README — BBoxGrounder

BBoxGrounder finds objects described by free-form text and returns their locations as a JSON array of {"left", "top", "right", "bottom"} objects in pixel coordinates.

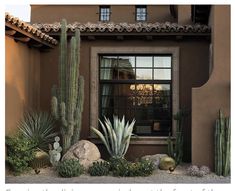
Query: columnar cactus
[
  {"left": 51, "top": 19, "right": 84, "bottom": 153},
  {"left": 167, "top": 109, "right": 187, "bottom": 165},
  {"left": 49, "top": 136, "right": 62, "bottom": 166},
  {"left": 214, "top": 110, "right": 230, "bottom": 176}
]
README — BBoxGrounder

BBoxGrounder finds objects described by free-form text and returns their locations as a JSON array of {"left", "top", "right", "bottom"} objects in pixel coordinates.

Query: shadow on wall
[{"left": 5, "top": 82, "right": 25, "bottom": 136}]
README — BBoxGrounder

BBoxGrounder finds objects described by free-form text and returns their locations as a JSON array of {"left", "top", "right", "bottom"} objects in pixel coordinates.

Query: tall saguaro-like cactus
[
  {"left": 51, "top": 19, "right": 84, "bottom": 154},
  {"left": 214, "top": 110, "right": 230, "bottom": 176}
]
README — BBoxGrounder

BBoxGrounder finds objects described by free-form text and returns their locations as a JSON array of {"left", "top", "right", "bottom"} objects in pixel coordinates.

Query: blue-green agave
[{"left": 92, "top": 116, "right": 135, "bottom": 159}]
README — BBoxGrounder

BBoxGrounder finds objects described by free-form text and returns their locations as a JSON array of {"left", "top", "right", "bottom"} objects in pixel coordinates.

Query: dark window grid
[
  {"left": 100, "top": 7, "right": 110, "bottom": 21},
  {"left": 136, "top": 7, "right": 147, "bottom": 21},
  {"left": 99, "top": 55, "right": 173, "bottom": 136}
]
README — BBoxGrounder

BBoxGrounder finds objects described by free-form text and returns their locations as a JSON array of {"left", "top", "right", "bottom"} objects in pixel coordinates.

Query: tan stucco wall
[
  {"left": 5, "top": 36, "right": 41, "bottom": 135},
  {"left": 191, "top": 5, "right": 230, "bottom": 169},
  {"left": 31, "top": 5, "right": 176, "bottom": 23}
]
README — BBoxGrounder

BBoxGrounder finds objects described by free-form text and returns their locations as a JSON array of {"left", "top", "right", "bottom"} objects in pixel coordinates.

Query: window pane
[
  {"left": 136, "top": 56, "right": 152, "bottom": 67},
  {"left": 100, "top": 69, "right": 118, "bottom": 79},
  {"left": 100, "top": 84, "right": 113, "bottom": 95},
  {"left": 154, "top": 56, "right": 171, "bottom": 68},
  {"left": 154, "top": 69, "right": 171, "bottom": 80},
  {"left": 136, "top": 69, "right": 152, "bottom": 79},
  {"left": 101, "top": 96, "right": 113, "bottom": 108},
  {"left": 100, "top": 56, "right": 118, "bottom": 67}
]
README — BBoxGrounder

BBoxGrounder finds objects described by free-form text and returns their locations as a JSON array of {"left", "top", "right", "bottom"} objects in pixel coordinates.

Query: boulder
[
  {"left": 159, "top": 156, "right": 176, "bottom": 170},
  {"left": 141, "top": 154, "right": 168, "bottom": 168},
  {"left": 62, "top": 140, "right": 101, "bottom": 169}
]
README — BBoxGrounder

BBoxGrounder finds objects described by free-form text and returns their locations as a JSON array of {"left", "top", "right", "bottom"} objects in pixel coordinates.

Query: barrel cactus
[
  {"left": 187, "top": 165, "right": 199, "bottom": 176},
  {"left": 30, "top": 149, "right": 50, "bottom": 174},
  {"left": 159, "top": 156, "right": 176, "bottom": 170},
  {"left": 88, "top": 161, "right": 110, "bottom": 176}
]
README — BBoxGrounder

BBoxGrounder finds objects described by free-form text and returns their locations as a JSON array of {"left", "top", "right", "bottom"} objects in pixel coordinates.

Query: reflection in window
[{"left": 99, "top": 55, "right": 172, "bottom": 136}]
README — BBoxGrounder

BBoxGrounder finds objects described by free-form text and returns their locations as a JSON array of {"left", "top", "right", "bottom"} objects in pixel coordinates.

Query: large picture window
[{"left": 99, "top": 55, "right": 172, "bottom": 136}]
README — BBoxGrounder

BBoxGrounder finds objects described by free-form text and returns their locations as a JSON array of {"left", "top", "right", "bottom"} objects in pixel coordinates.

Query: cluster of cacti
[
  {"left": 187, "top": 165, "right": 210, "bottom": 177},
  {"left": 167, "top": 109, "right": 187, "bottom": 165},
  {"left": 109, "top": 158, "right": 155, "bottom": 177},
  {"left": 88, "top": 161, "right": 110, "bottom": 176},
  {"left": 49, "top": 136, "right": 62, "bottom": 167},
  {"left": 30, "top": 149, "right": 50, "bottom": 174},
  {"left": 51, "top": 19, "right": 84, "bottom": 153},
  {"left": 92, "top": 116, "right": 135, "bottom": 159},
  {"left": 214, "top": 110, "right": 230, "bottom": 176},
  {"left": 57, "top": 159, "right": 84, "bottom": 178}
]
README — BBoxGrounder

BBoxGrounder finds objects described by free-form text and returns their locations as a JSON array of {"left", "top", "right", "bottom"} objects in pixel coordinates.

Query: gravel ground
[{"left": 6, "top": 164, "right": 230, "bottom": 184}]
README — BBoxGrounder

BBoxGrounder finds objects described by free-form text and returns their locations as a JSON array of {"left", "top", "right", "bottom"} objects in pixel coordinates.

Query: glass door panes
[{"left": 99, "top": 55, "right": 172, "bottom": 136}]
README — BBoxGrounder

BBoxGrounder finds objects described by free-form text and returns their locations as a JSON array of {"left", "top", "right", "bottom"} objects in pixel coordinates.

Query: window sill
[{"left": 88, "top": 136, "right": 175, "bottom": 145}]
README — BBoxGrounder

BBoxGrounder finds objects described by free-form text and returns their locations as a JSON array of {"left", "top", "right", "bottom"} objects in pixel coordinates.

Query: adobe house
[{"left": 5, "top": 5, "right": 230, "bottom": 169}]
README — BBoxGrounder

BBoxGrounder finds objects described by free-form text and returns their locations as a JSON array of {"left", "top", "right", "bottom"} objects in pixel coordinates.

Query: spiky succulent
[
  {"left": 187, "top": 165, "right": 199, "bottom": 176},
  {"left": 200, "top": 165, "right": 210, "bottom": 175},
  {"left": 88, "top": 161, "right": 110, "bottom": 176},
  {"left": 18, "top": 111, "right": 57, "bottom": 152},
  {"left": 57, "top": 159, "right": 84, "bottom": 178},
  {"left": 91, "top": 116, "right": 135, "bottom": 159}
]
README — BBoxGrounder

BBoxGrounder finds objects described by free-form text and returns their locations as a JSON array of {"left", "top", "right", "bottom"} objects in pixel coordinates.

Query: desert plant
[
  {"left": 92, "top": 116, "right": 135, "bottom": 159},
  {"left": 49, "top": 136, "right": 62, "bottom": 167},
  {"left": 129, "top": 159, "right": 155, "bottom": 177},
  {"left": 30, "top": 149, "right": 50, "bottom": 174},
  {"left": 18, "top": 111, "right": 57, "bottom": 152},
  {"left": 88, "top": 161, "right": 110, "bottom": 176},
  {"left": 51, "top": 19, "right": 84, "bottom": 153},
  {"left": 110, "top": 158, "right": 154, "bottom": 177},
  {"left": 110, "top": 158, "right": 130, "bottom": 177},
  {"left": 6, "top": 135, "right": 37, "bottom": 175},
  {"left": 167, "top": 109, "right": 188, "bottom": 165},
  {"left": 214, "top": 110, "right": 230, "bottom": 176},
  {"left": 57, "top": 159, "right": 84, "bottom": 177},
  {"left": 187, "top": 165, "right": 210, "bottom": 177}
]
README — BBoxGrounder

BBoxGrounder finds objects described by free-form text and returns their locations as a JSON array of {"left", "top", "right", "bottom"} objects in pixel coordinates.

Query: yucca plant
[
  {"left": 18, "top": 111, "right": 58, "bottom": 152},
  {"left": 91, "top": 116, "right": 135, "bottom": 159}
]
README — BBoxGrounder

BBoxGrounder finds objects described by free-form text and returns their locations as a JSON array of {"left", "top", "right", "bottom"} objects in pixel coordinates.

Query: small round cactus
[
  {"left": 199, "top": 165, "right": 210, "bottom": 175},
  {"left": 197, "top": 170, "right": 205, "bottom": 177},
  {"left": 187, "top": 165, "right": 199, "bottom": 176}
]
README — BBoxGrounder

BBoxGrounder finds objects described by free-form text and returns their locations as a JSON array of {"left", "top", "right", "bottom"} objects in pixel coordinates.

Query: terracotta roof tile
[
  {"left": 5, "top": 12, "right": 58, "bottom": 45},
  {"left": 33, "top": 21, "right": 211, "bottom": 34}
]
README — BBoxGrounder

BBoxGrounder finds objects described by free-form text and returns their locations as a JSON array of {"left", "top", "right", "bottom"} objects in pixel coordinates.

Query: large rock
[
  {"left": 159, "top": 156, "right": 176, "bottom": 170},
  {"left": 62, "top": 140, "right": 101, "bottom": 169},
  {"left": 141, "top": 154, "right": 168, "bottom": 168}
]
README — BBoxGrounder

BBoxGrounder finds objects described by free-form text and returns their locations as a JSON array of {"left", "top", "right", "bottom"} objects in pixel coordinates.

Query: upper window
[
  {"left": 136, "top": 5, "right": 147, "bottom": 21},
  {"left": 99, "top": 55, "right": 172, "bottom": 136},
  {"left": 99, "top": 6, "right": 110, "bottom": 21}
]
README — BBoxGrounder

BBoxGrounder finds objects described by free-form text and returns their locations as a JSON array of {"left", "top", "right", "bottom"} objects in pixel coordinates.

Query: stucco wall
[
  {"left": 39, "top": 38, "right": 210, "bottom": 161},
  {"left": 5, "top": 36, "right": 41, "bottom": 135},
  {"left": 31, "top": 5, "right": 176, "bottom": 23},
  {"left": 191, "top": 5, "right": 230, "bottom": 169}
]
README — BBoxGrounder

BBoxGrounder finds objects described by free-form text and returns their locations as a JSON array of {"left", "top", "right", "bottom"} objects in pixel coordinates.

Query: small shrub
[
  {"left": 109, "top": 158, "right": 155, "bottom": 177},
  {"left": 57, "top": 159, "right": 84, "bottom": 178},
  {"left": 6, "top": 135, "right": 37, "bottom": 175},
  {"left": 88, "top": 161, "right": 110, "bottom": 176},
  {"left": 111, "top": 158, "right": 130, "bottom": 177},
  {"left": 131, "top": 159, "right": 155, "bottom": 177}
]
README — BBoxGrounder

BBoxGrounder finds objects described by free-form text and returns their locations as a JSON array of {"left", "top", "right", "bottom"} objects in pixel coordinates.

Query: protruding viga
[{"left": 51, "top": 19, "right": 84, "bottom": 154}]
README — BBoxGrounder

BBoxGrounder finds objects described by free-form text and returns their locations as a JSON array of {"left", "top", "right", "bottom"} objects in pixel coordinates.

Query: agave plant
[
  {"left": 92, "top": 116, "right": 135, "bottom": 159},
  {"left": 18, "top": 111, "right": 58, "bottom": 152}
]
